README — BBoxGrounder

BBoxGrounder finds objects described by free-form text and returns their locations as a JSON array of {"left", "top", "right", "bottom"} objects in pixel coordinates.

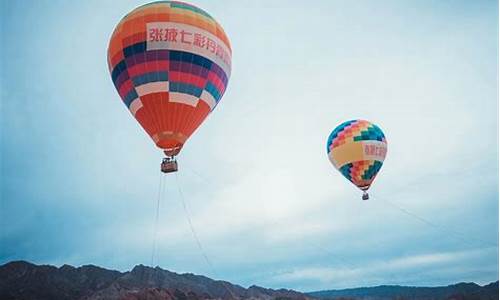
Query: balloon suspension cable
[
  {"left": 177, "top": 163, "right": 496, "bottom": 287},
  {"left": 180, "top": 164, "right": 416, "bottom": 285},
  {"left": 377, "top": 196, "right": 499, "bottom": 249},
  {"left": 151, "top": 173, "right": 166, "bottom": 267},
  {"left": 174, "top": 173, "right": 237, "bottom": 300}
]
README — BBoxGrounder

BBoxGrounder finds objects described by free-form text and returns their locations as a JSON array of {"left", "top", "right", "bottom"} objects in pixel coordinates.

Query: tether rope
[
  {"left": 175, "top": 172, "right": 238, "bottom": 299},
  {"left": 375, "top": 195, "right": 499, "bottom": 249},
  {"left": 151, "top": 172, "right": 165, "bottom": 267},
  {"left": 178, "top": 164, "right": 498, "bottom": 283}
]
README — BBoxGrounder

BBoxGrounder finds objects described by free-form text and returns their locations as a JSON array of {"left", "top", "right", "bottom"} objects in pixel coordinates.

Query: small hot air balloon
[
  {"left": 107, "top": 1, "right": 231, "bottom": 173},
  {"left": 326, "top": 120, "right": 387, "bottom": 200}
]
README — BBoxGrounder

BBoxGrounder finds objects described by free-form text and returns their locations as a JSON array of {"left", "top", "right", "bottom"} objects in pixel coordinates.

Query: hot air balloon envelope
[
  {"left": 326, "top": 120, "right": 387, "bottom": 199},
  {"left": 108, "top": 1, "right": 232, "bottom": 157}
]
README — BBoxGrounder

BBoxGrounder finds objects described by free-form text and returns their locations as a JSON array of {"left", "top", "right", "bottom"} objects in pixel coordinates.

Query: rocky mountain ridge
[
  {"left": 0, "top": 261, "right": 308, "bottom": 300},
  {"left": 1, "top": 261, "right": 498, "bottom": 300}
]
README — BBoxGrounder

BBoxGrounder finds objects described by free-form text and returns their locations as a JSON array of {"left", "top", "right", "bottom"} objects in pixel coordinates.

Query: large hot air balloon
[
  {"left": 108, "top": 1, "right": 231, "bottom": 173},
  {"left": 326, "top": 120, "right": 387, "bottom": 200}
]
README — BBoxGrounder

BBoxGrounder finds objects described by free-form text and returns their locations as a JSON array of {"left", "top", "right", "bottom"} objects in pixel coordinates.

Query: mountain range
[
  {"left": 307, "top": 281, "right": 499, "bottom": 300},
  {"left": 0, "top": 261, "right": 308, "bottom": 300},
  {"left": 0, "top": 261, "right": 497, "bottom": 300}
]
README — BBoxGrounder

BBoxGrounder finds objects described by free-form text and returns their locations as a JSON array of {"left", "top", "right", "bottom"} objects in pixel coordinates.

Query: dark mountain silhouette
[
  {"left": 0, "top": 261, "right": 309, "bottom": 300},
  {"left": 307, "top": 281, "right": 499, "bottom": 300},
  {"left": 1, "top": 261, "right": 498, "bottom": 300}
]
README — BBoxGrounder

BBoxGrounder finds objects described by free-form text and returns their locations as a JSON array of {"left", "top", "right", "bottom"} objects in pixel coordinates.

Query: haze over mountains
[{"left": 0, "top": 261, "right": 497, "bottom": 300}]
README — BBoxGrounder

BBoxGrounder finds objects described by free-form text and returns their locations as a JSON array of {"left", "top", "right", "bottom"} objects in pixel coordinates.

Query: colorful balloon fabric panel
[
  {"left": 108, "top": 1, "right": 231, "bottom": 156},
  {"left": 327, "top": 120, "right": 387, "bottom": 191}
]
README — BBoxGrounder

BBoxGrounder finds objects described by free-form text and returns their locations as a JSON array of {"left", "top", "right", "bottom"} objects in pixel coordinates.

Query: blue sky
[{"left": 1, "top": 0, "right": 498, "bottom": 292}]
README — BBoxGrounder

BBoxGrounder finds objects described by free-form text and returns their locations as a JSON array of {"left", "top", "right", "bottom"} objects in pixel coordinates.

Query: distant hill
[
  {"left": 1, "top": 261, "right": 497, "bottom": 300},
  {"left": 0, "top": 260, "right": 309, "bottom": 300},
  {"left": 307, "top": 281, "right": 499, "bottom": 300}
]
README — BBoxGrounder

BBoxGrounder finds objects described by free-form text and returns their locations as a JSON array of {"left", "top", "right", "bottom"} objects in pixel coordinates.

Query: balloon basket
[
  {"left": 362, "top": 192, "right": 369, "bottom": 200},
  {"left": 161, "top": 157, "right": 178, "bottom": 173}
]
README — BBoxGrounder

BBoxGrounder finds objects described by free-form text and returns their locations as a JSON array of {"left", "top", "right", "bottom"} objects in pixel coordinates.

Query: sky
[{"left": 0, "top": 0, "right": 498, "bottom": 292}]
